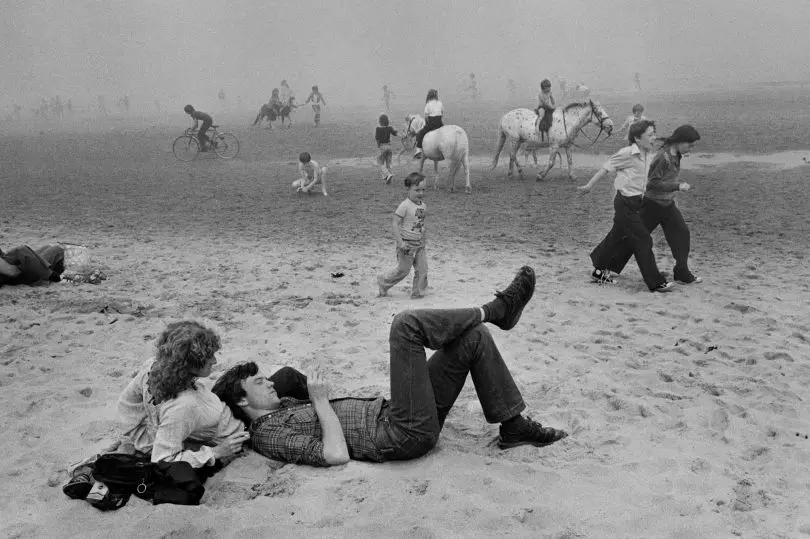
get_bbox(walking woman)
[577,120,674,292]
[413,89,443,159]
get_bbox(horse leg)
[511,140,525,179]
[463,151,471,194]
[433,160,440,191]
[565,146,576,181]
[536,148,557,181]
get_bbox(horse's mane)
[562,101,590,112]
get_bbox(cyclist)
[184,105,213,151]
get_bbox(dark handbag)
[92,453,156,498]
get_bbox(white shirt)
[602,144,652,197]
[424,100,443,117]
[117,359,245,468]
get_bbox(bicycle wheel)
[213,132,240,160]
[172,135,200,162]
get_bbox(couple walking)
[579,121,702,291]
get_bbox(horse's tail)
[491,125,507,170]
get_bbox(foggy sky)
[2,0,808,110]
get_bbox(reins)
[562,102,611,150]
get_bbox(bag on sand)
[87,453,206,510]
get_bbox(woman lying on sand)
[64,320,309,498]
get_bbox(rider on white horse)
[413,89,443,159]
[535,79,555,142]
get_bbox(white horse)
[405,117,471,194]
[491,100,613,181]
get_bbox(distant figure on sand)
[619,104,649,133]
[184,105,213,151]
[214,266,568,467]
[218,89,226,102]
[413,89,444,159]
[634,72,642,91]
[378,172,428,298]
[577,120,674,293]
[535,79,555,141]
[280,80,294,105]
[558,77,568,98]
[0,245,64,287]
[609,125,703,285]
[507,78,517,101]
[467,73,479,102]
[304,86,327,126]
[292,152,328,196]
[376,114,399,184]
[575,82,590,98]
[382,84,396,112]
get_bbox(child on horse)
[535,79,555,142]
[413,89,443,159]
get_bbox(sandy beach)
[2,107,810,538]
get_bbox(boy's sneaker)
[385,174,394,184]
[483,266,536,330]
[652,281,675,293]
[591,268,616,284]
[498,416,568,449]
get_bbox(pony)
[491,100,613,181]
[405,117,471,194]
[252,100,296,129]
[397,114,425,163]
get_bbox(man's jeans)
[378,308,526,460]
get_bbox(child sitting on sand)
[377,172,428,298]
[292,152,328,196]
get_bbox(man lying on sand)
[0,244,64,287]
[213,266,568,467]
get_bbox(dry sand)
[1,121,809,538]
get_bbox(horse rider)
[535,79,555,142]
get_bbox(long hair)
[212,361,259,426]
[147,321,221,405]
[425,89,438,103]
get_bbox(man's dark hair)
[212,361,259,426]
[628,119,655,144]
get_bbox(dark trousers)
[198,119,212,146]
[379,308,526,460]
[590,193,665,291]
[416,116,443,148]
[608,199,692,280]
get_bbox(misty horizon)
[2,0,808,113]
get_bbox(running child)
[377,173,428,298]
[375,114,399,184]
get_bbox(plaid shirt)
[249,396,387,467]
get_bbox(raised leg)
[536,147,557,181]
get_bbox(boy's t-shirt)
[375,126,398,146]
[395,198,426,242]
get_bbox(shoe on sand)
[652,281,675,293]
[591,268,616,284]
[484,266,536,330]
[498,417,568,449]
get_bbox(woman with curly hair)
[116,320,310,468]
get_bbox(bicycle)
[172,125,240,161]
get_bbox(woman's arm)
[577,168,610,194]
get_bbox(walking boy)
[377,173,428,298]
